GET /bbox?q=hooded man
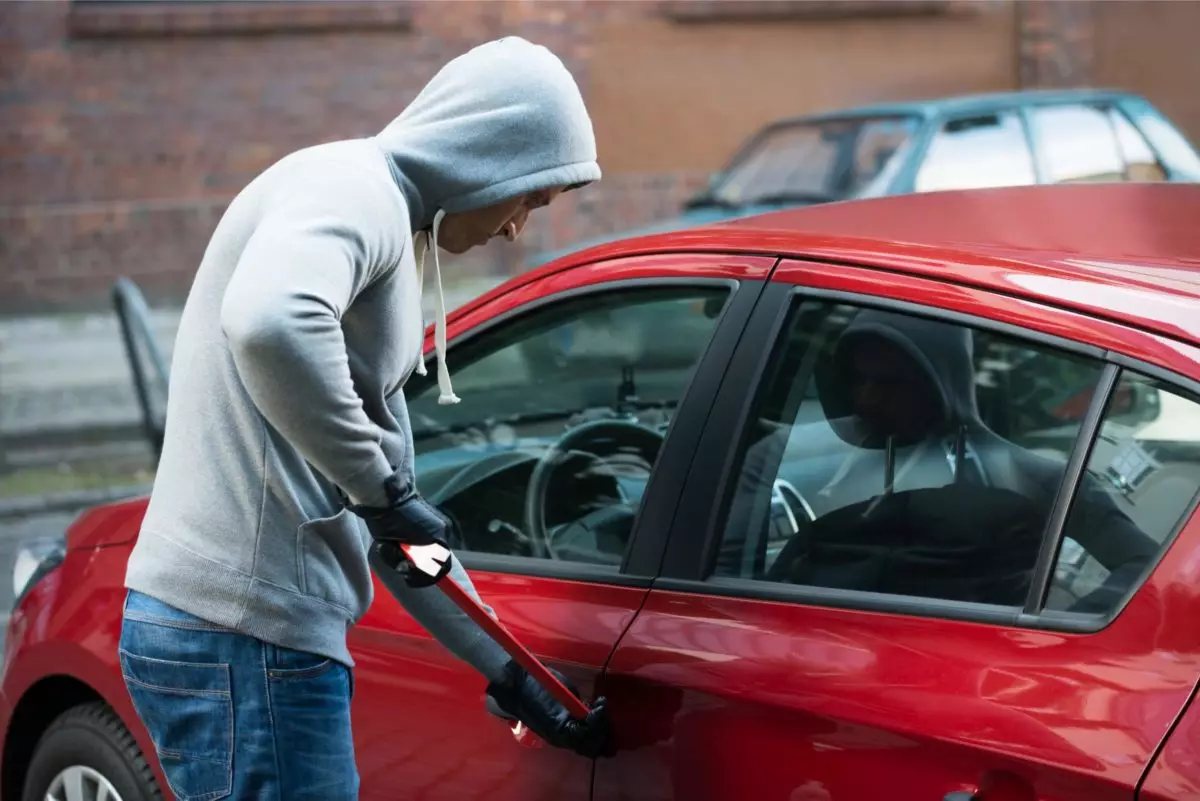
[118,37,607,800]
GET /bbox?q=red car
[4,183,1200,801]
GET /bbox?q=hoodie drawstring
[414,209,460,405]
[414,233,428,378]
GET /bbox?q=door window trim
[658,282,1200,634]
[401,273,761,585]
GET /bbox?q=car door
[346,253,776,801]
[594,259,1200,801]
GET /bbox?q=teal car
[531,88,1200,266]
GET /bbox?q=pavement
[0,274,506,451]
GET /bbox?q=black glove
[347,473,455,588]
[485,659,614,758]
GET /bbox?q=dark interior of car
[720,302,1168,614]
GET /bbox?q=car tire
[22,701,163,801]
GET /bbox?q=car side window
[914,111,1036,193]
[1048,372,1200,615]
[1107,107,1168,181]
[406,285,732,568]
[1029,103,1126,183]
[1128,105,1200,178]
[709,300,1164,612]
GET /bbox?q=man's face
[437,186,566,254]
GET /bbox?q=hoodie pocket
[296,509,373,618]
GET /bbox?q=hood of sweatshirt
[372,36,601,404]
[817,307,980,449]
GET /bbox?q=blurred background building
[8,0,1200,313]
[2,0,1199,584]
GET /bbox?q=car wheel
[22,701,162,801]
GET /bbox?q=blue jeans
[118,589,358,801]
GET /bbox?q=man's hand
[348,473,456,588]
[485,659,614,758]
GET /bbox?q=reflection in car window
[1030,104,1126,183]
[914,111,1036,192]
[407,286,731,568]
[1048,373,1200,615]
[710,301,1158,611]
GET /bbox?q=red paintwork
[484,183,1200,346]
[770,259,1200,382]
[1,544,173,795]
[428,251,777,352]
[595,516,1200,801]
[1140,682,1200,800]
[396,541,592,719]
[350,570,645,800]
[2,185,1200,801]
[592,257,1200,801]
[62,497,148,551]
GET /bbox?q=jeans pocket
[265,649,358,801]
[119,649,233,801]
[264,643,335,680]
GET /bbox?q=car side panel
[1139,683,1200,800]
[349,253,773,801]
[0,542,170,797]
[594,262,1200,801]
[597,513,1200,801]
[0,533,647,801]
[349,572,645,801]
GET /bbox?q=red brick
[1018,0,1095,89]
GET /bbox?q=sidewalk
[1,275,504,442]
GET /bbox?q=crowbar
[393,541,592,721]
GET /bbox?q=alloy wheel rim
[45,765,124,801]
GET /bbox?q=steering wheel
[773,478,816,533]
[764,478,818,581]
[524,419,665,559]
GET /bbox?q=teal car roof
[780,87,1141,126]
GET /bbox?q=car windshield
[705,114,921,207]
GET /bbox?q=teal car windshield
[709,114,921,206]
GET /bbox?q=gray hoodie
[124,37,601,677]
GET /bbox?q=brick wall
[1,0,1149,315]
[2,0,700,313]
[1017,0,1095,89]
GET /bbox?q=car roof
[770,87,1140,125]
[494,184,1200,348]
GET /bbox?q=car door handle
[944,793,977,801]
